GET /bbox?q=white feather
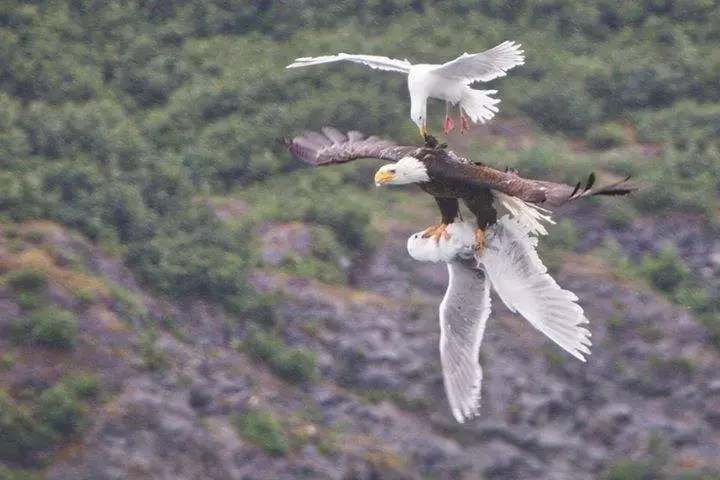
[406,217,591,422]
[439,260,491,423]
[493,191,555,236]
[481,216,592,361]
[286,42,524,131]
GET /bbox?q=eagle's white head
[374,156,430,186]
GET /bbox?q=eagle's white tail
[460,89,501,124]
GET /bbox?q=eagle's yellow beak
[419,124,428,138]
[374,170,395,186]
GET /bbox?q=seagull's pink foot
[443,115,455,134]
[459,112,470,135]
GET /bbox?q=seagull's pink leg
[443,102,454,134]
[459,109,470,135]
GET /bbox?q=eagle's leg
[474,229,486,257]
[459,109,470,135]
[443,102,455,134]
[421,223,451,243]
[421,197,459,244]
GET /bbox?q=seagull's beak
[374,170,394,186]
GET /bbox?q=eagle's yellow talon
[474,229,486,256]
[421,223,451,244]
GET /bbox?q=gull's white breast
[408,64,466,104]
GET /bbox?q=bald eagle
[285,127,635,254]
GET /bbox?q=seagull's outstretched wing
[286,53,412,74]
[285,127,416,166]
[431,41,525,84]
[482,216,592,361]
[439,258,491,423]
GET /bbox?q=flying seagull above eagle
[286,41,525,137]
[285,127,636,255]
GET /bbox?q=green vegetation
[6,269,47,292]
[637,247,689,294]
[0,0,716,476]
[11,307,78,349]
[0,375,99,467]
[244,329,318,384]
[232,409,289,456]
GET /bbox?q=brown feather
[285,128,638,228]
[286,129,416,166]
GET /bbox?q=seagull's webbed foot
[421,223,451,244]
[474,229,486,257]
[459,112,470,135]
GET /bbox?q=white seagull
[286,41,525,137]
[407,218,592,423]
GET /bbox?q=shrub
[606,205,635,230]
[37,384,84,437]
[543,219,580,252]
[0,390,51,465]
[232,410,288,456]
[15,292,47,310]
[604,459,662,480]
[244,329,318,384]
[12,307,78,349]
[6,269,47,292]
[64,375,101,400]
[637,246,688,294]
[586,123,629,150]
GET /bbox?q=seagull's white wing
[286,53,412,74]
[439,258,491,423]
[431,41,525,84]
[481,216,592,361]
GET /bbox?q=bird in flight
[286,41,525,137]
[407,218,593,422]
[285,127,635,256]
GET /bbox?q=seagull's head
[374,157,430,186]
[410,105,427,137]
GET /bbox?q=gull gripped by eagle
[286,41,525,137]
[407,218,593,423]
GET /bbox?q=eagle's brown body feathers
[285,127,635,231]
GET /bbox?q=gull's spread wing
[431,41,525,84]
[481,216,592,361]
[439,258,491,423]
[286,53,412,74]
[285,127,416,166]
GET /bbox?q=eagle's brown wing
[285,127,417,166]
[427,157,637,207]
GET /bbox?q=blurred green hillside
[1,0,718,310]
[1,1,720,476]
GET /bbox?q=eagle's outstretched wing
[428,158,637,207]
[286,53,413,74]
[431,41,525,84]
[285,127,417,166]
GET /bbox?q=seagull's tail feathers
[460,89,501,124]
[480,215,592,361]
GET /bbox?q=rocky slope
[1,198,715,479]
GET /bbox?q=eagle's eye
[388,168,396,173]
